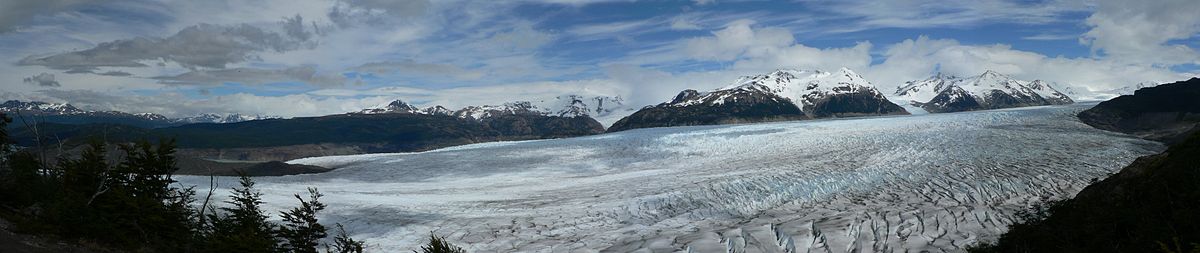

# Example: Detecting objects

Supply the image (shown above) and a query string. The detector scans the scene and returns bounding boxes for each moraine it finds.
[177,103,1161,252]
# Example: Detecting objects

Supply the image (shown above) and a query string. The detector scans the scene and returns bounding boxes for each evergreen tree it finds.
[0,118,371,252]
[0,113,9,155]
[415,233,466,253]
[0,113,46,207]
[278,187,328,253]
[112,140,198,251]
[49,141,115,241]
[329,223,365,253]
[206,175,278,253]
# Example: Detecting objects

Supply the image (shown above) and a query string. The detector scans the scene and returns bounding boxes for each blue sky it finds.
[0,0,1197,117]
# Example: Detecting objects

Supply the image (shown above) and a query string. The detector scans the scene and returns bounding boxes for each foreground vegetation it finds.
[0,113,473,252]
[0,113,380,252]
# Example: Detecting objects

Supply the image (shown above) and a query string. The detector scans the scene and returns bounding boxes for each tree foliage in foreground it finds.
[0,112,370,253]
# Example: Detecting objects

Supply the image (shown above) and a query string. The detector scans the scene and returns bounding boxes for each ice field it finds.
[177,103,1163,252]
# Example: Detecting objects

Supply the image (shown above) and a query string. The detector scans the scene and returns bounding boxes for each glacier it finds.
[176,103,1162,252]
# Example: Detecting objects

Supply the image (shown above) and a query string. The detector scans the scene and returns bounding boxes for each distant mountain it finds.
[2,100,174,128]
[357,100,423,114]
[0,100,86,114]
[1093,81,1159,98]
[1078,78,1200,144]
[171,113,278,124]
[608,68,907,132]
[539,95,632,126]
[355,95,632,126]
[893,71,1074,113]
[1,100,275,128]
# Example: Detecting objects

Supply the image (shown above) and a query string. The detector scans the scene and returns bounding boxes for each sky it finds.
[0,0,1197,117]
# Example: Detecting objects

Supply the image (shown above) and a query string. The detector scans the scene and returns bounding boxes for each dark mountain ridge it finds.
[1077,77,1200,143]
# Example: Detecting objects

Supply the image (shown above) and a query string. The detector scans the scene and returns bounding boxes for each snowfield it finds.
[177,103,1162,252]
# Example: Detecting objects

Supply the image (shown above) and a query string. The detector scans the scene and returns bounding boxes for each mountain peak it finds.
[359,99,422,114]
[837,67,857,75]
[978,70,1009,79]
[682,67,887,112]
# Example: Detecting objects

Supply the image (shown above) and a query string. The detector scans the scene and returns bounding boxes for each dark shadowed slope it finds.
[1078,77,1200,144]
[974,131,1200,253]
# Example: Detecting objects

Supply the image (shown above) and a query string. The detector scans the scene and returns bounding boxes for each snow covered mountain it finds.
[2,100,174,128]
[357,100,547,119]
[609,68,907,132]
[357,100,422,114]
[171,113,278,124]
[355,95,631,125]
[452,101,545,120]
[540,95,628,118]
[1,100,273,127]
[894,70,1074,113]
[0,100,87,115]
[1102,81,1158,97]
[720,67,905,117]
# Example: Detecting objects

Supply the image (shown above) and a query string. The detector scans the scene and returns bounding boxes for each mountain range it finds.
[608,68,908,132]
[893,70,1074,113]
[2,68,1096,175]
[355,95,632,126]
[5,97,607,173]
[1,100,276,128]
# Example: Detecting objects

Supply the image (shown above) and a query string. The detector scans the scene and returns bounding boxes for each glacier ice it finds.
[176,103,1162,252]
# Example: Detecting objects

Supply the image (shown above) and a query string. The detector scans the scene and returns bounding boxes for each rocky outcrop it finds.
[607,88,804,132]
[1078,78,1200,143]
[978,131,1200,252]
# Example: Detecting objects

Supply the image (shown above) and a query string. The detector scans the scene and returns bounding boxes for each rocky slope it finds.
[976,131,1200,253]
[894,71,1074,113]
[609,68,907,132]
[1077,78,1200,144]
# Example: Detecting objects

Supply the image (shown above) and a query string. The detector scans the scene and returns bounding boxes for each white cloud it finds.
[805,0,1089,33]
[9,89,395,118]
[0,0,96,33]
[669,17,702,30]
[19,22,318,70]
[22,72,61,87]
[865,36,1191,93]
[569,20,656,39]
[153,66,347,87]
[682,19,794,61]
[1022,33,1078,41]
[352,60,483,81]
[1081,0,1200,66]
